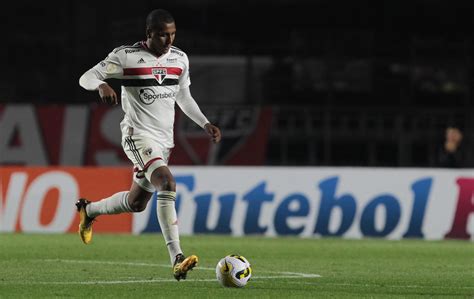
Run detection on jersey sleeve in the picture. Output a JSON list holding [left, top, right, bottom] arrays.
[[91, 49, 125, 80], [179, 53, 191, 88], [176, 86, 209, 128], [79, 48, 126, 90]]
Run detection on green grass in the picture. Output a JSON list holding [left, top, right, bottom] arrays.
[[0, 233, 472, 298]]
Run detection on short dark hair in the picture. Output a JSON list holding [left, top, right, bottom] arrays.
[[146, 9, 175, 30]]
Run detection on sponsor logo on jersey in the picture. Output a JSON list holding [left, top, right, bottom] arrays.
[[125, 49, 140, 54], [167, 58, 178, 63], [152, 68, 167, 84], [170, 49, 184, 56], [139, 88, 176, 105], [137, 58, 146, 64]]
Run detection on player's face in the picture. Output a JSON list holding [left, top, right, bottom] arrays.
[[148, 22, 176, 55]]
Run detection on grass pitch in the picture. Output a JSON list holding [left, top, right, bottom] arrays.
[[0, 233, 472, 298]]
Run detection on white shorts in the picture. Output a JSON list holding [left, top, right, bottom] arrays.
[[122, 135, 172, 193]]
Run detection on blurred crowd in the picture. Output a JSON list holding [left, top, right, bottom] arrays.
[[1, 0, 473, 167], [2, 1, 473, 107]]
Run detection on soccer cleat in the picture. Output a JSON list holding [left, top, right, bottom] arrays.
[[75, 198, 95, 245], [173, 253, 198, 281]]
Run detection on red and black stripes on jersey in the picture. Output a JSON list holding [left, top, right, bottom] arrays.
[[122, 78, 179, 87], [122, 66, 182, 87]]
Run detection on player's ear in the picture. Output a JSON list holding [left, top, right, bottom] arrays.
[[146, 28, 152, 39]]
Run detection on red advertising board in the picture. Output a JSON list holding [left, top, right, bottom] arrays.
[[1, 167, 132, 233], [0, 104, 272, 166]]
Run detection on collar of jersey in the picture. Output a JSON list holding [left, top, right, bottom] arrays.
[[140, 41, 170, 59]]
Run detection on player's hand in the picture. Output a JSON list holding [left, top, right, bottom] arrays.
[[204, 123, 222, 143], [98, 83, 118, 105]]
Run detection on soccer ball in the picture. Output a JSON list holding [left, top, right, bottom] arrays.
[[215, 254, 252, 288]]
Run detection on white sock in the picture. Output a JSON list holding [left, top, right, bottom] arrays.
[[156, 191, 182, 265], [86, 191, 133, 218]]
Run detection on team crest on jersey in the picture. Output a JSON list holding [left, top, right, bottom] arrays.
[[152, 68, 167, 84], [143, 147, 153, 156]]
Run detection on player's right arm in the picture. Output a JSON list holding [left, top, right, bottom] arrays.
[[79, 49, 125, 105]]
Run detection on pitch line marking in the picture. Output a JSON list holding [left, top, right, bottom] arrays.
[[35, 275, 318, 285], [8, 261, 473, 290], [40, 259, 321, 279]]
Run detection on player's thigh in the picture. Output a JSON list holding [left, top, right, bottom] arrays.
[[122, 135, 172, 190]]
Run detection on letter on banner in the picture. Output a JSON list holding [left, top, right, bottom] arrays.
[[21, 171, 78, 233], [445, 178, 474, 240], [360, 195, 401, 237], [274, 193, 310, 235], [194, 193, 236, 234], [314, 177, 356, 236], [243, 182, 274, 234], [0, 105, 48, 165], [0, 172, 28, 232]]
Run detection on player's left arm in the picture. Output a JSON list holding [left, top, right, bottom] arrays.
[[176, 87, 222, 143]]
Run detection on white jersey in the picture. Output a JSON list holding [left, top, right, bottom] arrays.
[[89, 41, 191, 148]]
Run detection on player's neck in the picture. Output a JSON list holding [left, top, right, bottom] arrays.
[[144, 40, 168, 57]]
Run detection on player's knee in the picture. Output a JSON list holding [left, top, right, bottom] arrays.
[[129, 200, 147, 212], [157, 174, 176, 191], [150, 167, 176, 192], [161, 177, 176, 192]]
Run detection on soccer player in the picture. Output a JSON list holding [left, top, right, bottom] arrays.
[[77, 8, 221, 281]]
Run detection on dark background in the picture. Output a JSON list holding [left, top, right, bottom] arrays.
[[2, 0, 473, 167]]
